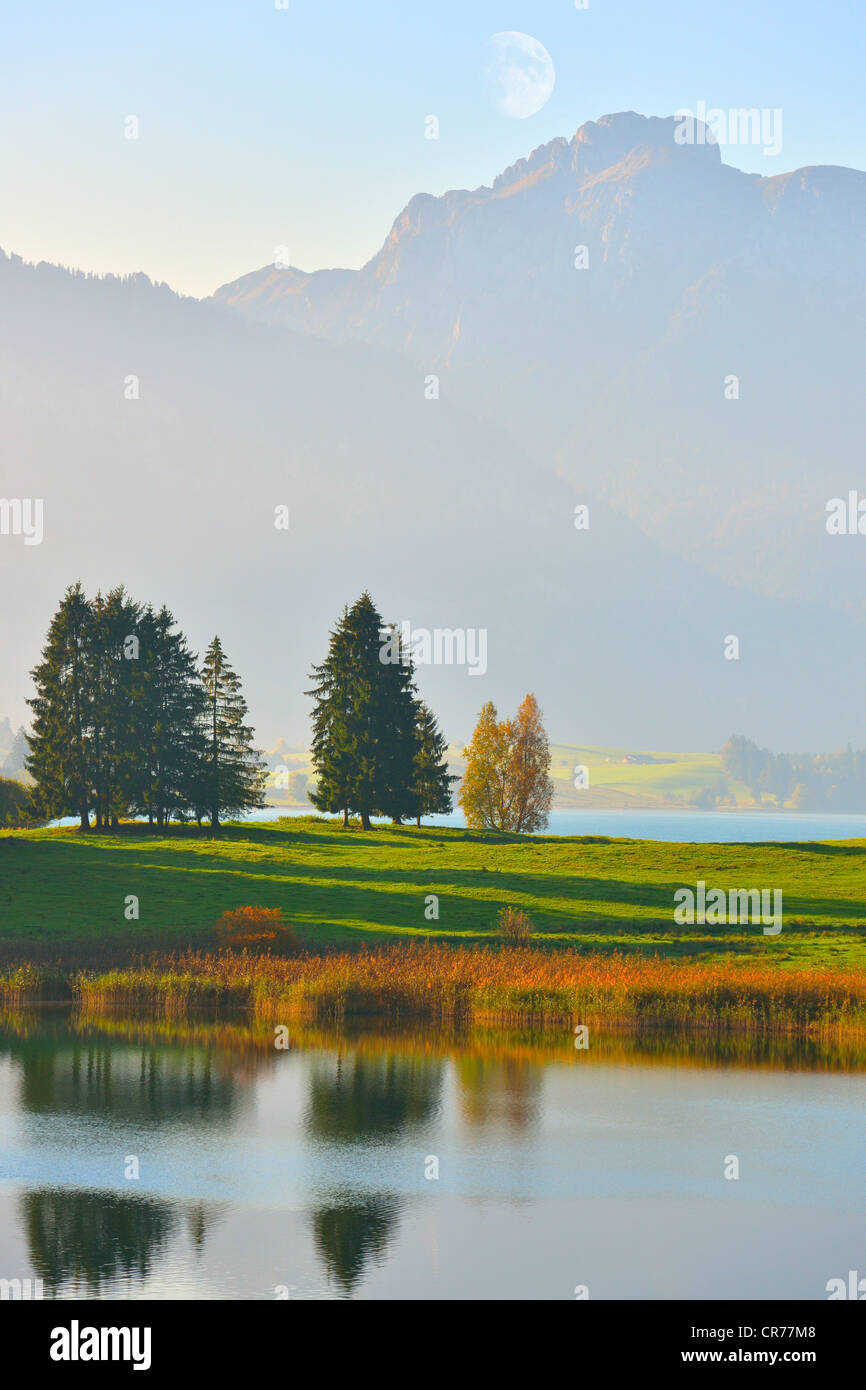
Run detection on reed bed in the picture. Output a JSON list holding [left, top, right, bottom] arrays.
[[59, 944, 866, 1034], [0, 963, 66, 1004]]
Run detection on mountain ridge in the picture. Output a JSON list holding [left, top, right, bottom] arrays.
[[209, 110, 866, 621], [212, 111, 865, 299]]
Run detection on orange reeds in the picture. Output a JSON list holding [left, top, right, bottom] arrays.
[[61, 944, 866, 1034]]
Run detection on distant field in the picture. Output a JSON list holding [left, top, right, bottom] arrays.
[[2, 818, 865, 970], [543, 744, 750, 808], [263, 742, 752, 811]]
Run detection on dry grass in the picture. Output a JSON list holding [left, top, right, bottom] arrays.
[[498, 906, 533, 942], [58, 944, 866, 1034]]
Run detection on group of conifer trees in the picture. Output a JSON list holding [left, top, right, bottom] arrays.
[[26, 584, 546, 835], [26, 583, 266, 829], [307, 593, 454, 829]]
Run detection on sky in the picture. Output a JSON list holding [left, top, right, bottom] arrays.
[[1, 0, 864, 298]]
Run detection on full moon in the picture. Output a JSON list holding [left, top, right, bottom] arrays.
[[484, 32, 555, 120]]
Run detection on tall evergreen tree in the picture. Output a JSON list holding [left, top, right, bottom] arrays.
[[133, 606, 207, 826], [378, 621, 421, 824], [307, 593, 418, 830], [307, 604, 363, 828], [26, 582, 94, 828], [200, 636, 266, 830], [87, 587, 142, 827], [408, 701, 454, 827]]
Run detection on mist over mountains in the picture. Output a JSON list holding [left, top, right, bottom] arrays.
[[216, 112, 866, 615], [2, 112, 864, 750]]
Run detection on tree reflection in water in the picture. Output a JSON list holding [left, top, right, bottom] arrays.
[[23, 1188, 177, 1295], [311, 1196, 401, 1296], [306, 1050, 443, 1292]]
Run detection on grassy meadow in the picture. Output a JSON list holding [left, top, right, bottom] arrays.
[[2, 817, 865, 959], [2, 817, 865, 1030]]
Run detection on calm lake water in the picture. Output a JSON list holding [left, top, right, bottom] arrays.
[[246, 807, 866, 842], [0, 1012, 863, 1300], [49, 808, 866, 841]]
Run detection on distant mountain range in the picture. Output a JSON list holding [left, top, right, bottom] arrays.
[[214, 112, 866, 616], [2, 112, 864, 749]]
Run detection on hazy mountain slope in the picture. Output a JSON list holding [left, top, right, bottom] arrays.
[[1, 248, 864, 749], [213, 112, 866, 615]]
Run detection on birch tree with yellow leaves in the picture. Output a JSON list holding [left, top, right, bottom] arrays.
[[458, 693, 552, 832]]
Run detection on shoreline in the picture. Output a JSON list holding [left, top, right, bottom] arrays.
[[3, 945, 865, 1037], [4, 1001, 866, 1071]]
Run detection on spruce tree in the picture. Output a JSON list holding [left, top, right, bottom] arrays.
[[409, 701, 454, 827], [199, 636, 266, 830], [307, 605, 361, 827], [134, 606, 207, 826], [378, 621, 421, 824], [308, 593, 418, 830], [26, 582, 94, 828], [87, 586, 142, 827]]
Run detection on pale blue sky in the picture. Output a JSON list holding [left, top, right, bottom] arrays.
[[1, 0, 862, 296]]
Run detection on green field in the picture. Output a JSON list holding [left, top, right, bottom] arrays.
[[2, 818, 865, 969]]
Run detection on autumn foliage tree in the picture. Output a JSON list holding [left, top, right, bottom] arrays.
[[510, 693, 554, 832], [457, 701, 513, 830], [458, 694, 552, 832]]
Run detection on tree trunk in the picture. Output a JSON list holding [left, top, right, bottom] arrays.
[[210, 682, 219, 839], [342, 807, 349, 829], [79, 810, 90, 831], [416, 816, 421, 828], [361, 811, 371, 831]]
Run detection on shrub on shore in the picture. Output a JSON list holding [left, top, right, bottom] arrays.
[[498, 906, 533, 942], [213, 906, 296, 952]]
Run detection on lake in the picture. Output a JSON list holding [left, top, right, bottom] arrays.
[[0, 1011, 863, 1300], [245, 806, 866, 843], [48, 807, 866, 841]]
